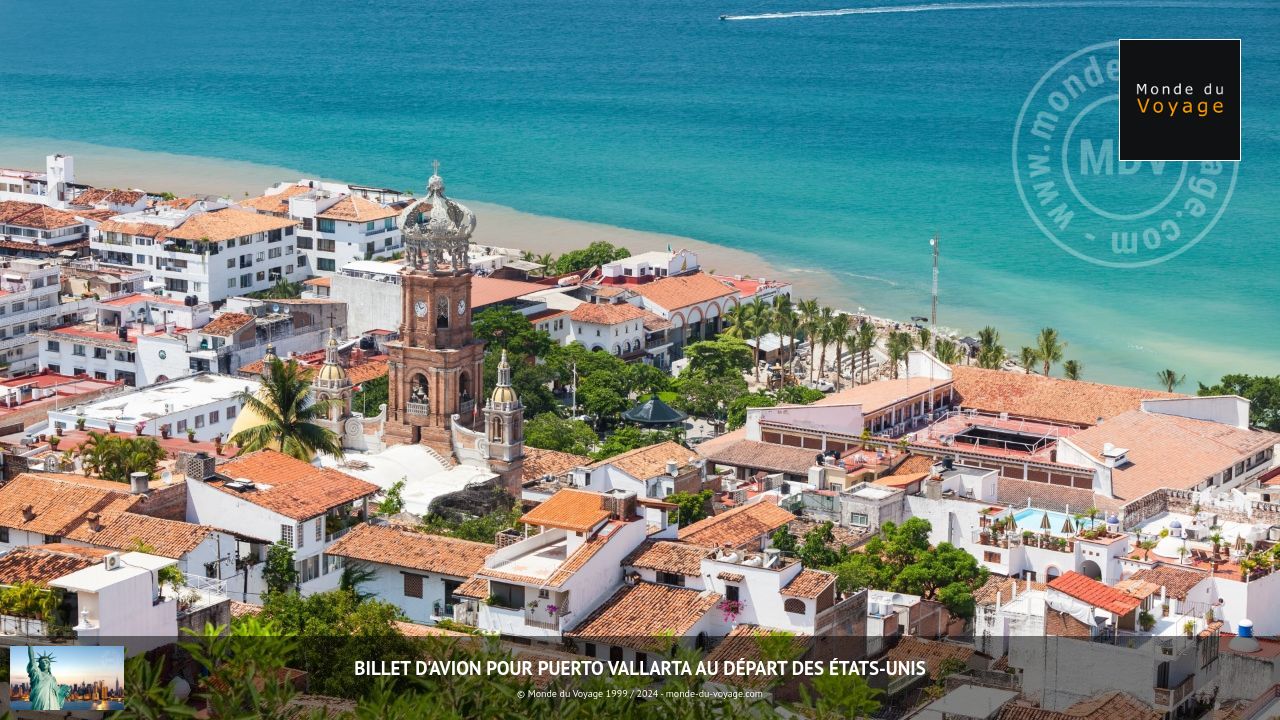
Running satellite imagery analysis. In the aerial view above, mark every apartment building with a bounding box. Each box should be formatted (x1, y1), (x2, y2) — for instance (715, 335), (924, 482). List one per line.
(92, 206), (304, 303)
(239, 182), (403, 275)
(0, 259), (92, 374)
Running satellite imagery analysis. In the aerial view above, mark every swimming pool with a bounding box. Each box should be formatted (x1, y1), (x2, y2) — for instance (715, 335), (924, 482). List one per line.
(1012, 508), (1101, 536)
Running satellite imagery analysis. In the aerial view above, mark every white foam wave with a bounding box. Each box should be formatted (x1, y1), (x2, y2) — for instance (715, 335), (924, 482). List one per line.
(721, 1), (1210, 21)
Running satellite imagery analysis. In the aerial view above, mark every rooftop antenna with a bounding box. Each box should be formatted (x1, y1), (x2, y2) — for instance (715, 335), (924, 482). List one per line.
(928, 231), (940, 416)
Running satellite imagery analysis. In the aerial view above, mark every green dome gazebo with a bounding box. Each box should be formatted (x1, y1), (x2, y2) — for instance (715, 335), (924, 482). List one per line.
(622, 395), (688, 427)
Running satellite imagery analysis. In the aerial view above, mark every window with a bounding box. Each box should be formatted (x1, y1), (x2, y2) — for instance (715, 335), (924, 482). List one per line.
(538, 589), (550, 599)
(94, 371), (107, 380)
(317, 258), (336, 272)
(44, 534), (61, 544)
(298, 555), (320, 583)
(72, 344), (86, 357)
(268, 247), (282, 259)
(487, 582), (525, 609)
(726, 585), (740, 602)
(46, 364), (58, 374)
(0, 527), (8, 543)
(302, 218), (314, 231)
(227, 405), (237, 418)
(227, 258), (236, 268)
(984, 551), (1002, 563)
(610, 647), (624, 663)
(384, 218), (395, 231)
(850, 512), (869, 527)
(635, 652), (647, 670)
(240, 274), (253, 288)
(296, 236), (313, 250)
(46, 340), (59, 352)
(317, 219), (336, 233)
(177, 419), (187, 432)
(297, 522), (305, 548)
(584, 643), (596, 658)
(194, 414), (205, 428)
(268, 229), (282, 242)
(11, 302), (23, 313)
(210, 410), (220, 424)
(366, 221), (376, 232)
(316, 519), (322, 541)
(228, 278), (237, 288)
(784, 598), (807, 614)
(281, 524), (295, 547)
(656, 571), (685, 587)
(317, 238), (336, 253)
(404, 573), (424, 598)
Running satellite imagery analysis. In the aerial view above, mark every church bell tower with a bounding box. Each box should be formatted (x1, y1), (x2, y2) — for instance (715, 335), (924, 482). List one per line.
(384, 163), (486, 455)
(484, 350), (525, 495)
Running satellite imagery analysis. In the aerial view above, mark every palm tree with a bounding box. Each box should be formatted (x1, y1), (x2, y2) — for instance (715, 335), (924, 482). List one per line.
(1036, 327), (1066, 376)
(854, 321), (877, 385)
(797, 298), (821, 377)
(1156, 368), (1185, 392)
(918, 327), (931, 353)
(725, 298), (772, 382)
(232, 355), (343, 460)
(1063, 359), (1082, 380)
(814, 307), (837, 384)
(829, 313), (850, 391)
(773, 296), (800, 381)
(934, 337), (961, 365)
(1138, 538), (1158, 561)
(1018, 347), (1038, 374)
(534, 252), (555, 276)
(886, 331), (914, 379)
(976, 326), (1005, 370)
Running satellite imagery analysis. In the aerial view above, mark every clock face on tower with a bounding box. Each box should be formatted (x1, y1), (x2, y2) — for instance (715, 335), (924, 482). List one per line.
(456, 298), (467, 316)
(414, 300), (428, 317)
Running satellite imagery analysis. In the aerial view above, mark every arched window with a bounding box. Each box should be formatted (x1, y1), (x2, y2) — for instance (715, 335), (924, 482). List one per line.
(409, 373), (429, 407)
(784, 598), (807, 614)
(459, 372), (472, 402)
(490, 416), (503, 442)
(437, 296), (450, 329)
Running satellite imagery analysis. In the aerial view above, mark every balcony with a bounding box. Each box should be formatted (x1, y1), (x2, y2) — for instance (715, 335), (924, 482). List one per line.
(1154, 673), (1194, 708)
(459, 399), (475, 417)
(406, 401), (430, 416)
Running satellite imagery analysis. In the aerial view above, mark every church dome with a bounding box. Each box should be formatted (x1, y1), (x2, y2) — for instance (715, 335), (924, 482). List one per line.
(399, 162), (476, 273)
(314, 329), (348, 384)
(489, 350), (519, 406)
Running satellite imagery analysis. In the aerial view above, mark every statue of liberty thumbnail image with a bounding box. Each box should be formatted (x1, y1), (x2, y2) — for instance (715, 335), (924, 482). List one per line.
(8, 646), (125, 711)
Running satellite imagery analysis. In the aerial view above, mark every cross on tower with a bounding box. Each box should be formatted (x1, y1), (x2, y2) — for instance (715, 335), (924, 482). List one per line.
(431, 159), (440, 177)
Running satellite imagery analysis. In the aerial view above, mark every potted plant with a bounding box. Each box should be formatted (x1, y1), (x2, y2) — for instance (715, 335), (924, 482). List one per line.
(484, 595), (499, 607)
(1205, 608), (1215, 624)
(75, 417), (86, 431)
(1183, 620), (1196, 638)
(1139, 610), (1155, 631)
(526, 600), (539, 611)
(55, 424), (64, 437)
(718, 598), (745, 622)
(186, 428), (196, 443)
(135, 421), (146, 436)
(48, 436), (60, 450)
(107, 421), (116, 433)
(214, 434), (223, 455)
(1161, 602), (1170, 618)
(161, 424), (171, 439)
(546, 603), (560, 616)
(1022, 530), (1035, 544)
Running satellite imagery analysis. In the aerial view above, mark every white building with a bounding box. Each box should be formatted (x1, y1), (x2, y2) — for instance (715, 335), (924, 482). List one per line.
(325, 522), (493, 624)
(0, 258), (92, 374)
(239, 183), (403, 275)
(185, 449), (379, 596)
(0, 200), (90, 252)
(0, 155), (76, 206)
(564, 301), (648, 359)
(42, 372), (258, 442)
(93, 206), (304, 303)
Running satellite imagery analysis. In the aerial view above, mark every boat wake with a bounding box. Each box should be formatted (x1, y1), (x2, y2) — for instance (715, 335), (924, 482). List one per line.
(720, 1), (1214, 21)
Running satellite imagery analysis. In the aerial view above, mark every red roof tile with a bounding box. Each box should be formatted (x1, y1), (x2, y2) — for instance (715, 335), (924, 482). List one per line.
(212, 450), (379, 520)
(1048, 571), (1142, 615)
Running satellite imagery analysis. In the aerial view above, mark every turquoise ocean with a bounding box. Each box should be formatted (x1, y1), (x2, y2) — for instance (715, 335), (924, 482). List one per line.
(1, 0), (1276, 389)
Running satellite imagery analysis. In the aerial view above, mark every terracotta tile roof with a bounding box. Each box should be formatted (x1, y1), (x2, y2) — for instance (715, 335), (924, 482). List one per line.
(703, 625), (809, 689)
(526, 308), (567, 323)
(326, 523), (492, 578)
(520, 488), (611, 532)
(0, 201), (84, 230)
(882, 636), (974, 678)
(1048, 571), (1142, 615)
(315, 195), (398, 222)
(999, 691), (1159, 720)
(874, 471), (929, 489)
(72, 188), (145, 207)
(157, 196), (202, 210)
(677, 500), (795, 549)
(165, 208), (297, 242)
(641, 310), (672, 332)
(813, 376), (952, 414)
(781, 569), (836, 598)
(1113, 577), (1162, 601)
(973, 575), (1048, 606)
(239, 351), (388, 386)
(1065, 410), (1280, 500)
(994, 476), (1118, 515)
(0, 545), (102, 585)
(568, 302), (648, 325)
(566, 582), (721, 652)
(97, 219), (169, 238)
(229, 601), (263, 618)
(470, 277), (547, 308)
(894, 453), (937, 475)
(698, 438), (818, 476)
(0, 473), (136, 536)
(623, 540), (713, 576)
(522, 447), (589, 483)
(951, 366), (1179, 427)
(454, 575), (489, 599)
(717, 571), (745, 582)
(630, 272), (738, 311)
(212, 450), (379, 520)
(1129, 564), (1209, 601)
(65, 510), (216, 558)
(201, 312), (255, 337)
(592, 441), (693, 479)
(238, 184), (312, 214)
(303, 276), (332, 288)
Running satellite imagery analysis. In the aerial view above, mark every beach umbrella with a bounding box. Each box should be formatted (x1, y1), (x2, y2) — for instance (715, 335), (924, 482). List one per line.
(1061, 516), (1075, 534)
(1040, 512), (1052, 531)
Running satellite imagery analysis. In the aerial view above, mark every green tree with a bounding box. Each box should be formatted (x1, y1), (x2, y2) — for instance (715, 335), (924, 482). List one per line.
(422, 504), (523, 543)
(483, 347), (557, 416)
(1199, 374), (1280, 430)
(799, 521), (845, 569)
(1063, 359), (1083, 380)
(773, 295), (801, 376)
(263, 540), (299, 595)
(376, 479), (406, 515)
(627, 363), (672, 397)
(525, 413), (597, 455)
(352, 375), (388, 417)
(339, 561), (378, 602)
(78, 432), (167, 483)
(886, 331), (914, 379)
(473, 306), (553, 358)
(590, 426), (675, 461)
(933, 336), (961, 365)
(775, 384), (825, 405)
(1158, 368), (1186, 392)
(727, 392), (776, 430)
(232, 355), (343, 460)
(666, 489), (713, 525)
(683, 337), (753, 379)
(798, 667), (882, 720)
(1036, 326), (1067, 376)
(853, 321), (877, 384)
(770, 527), (799, 555)
(1018, 346), (1038, 374)
(552, 241), (630, 275)
(976, 326), (1005, 370)
(675, 366), (747, 419)
(724, 298), (773, 382)
(246, 278), (302, 299)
